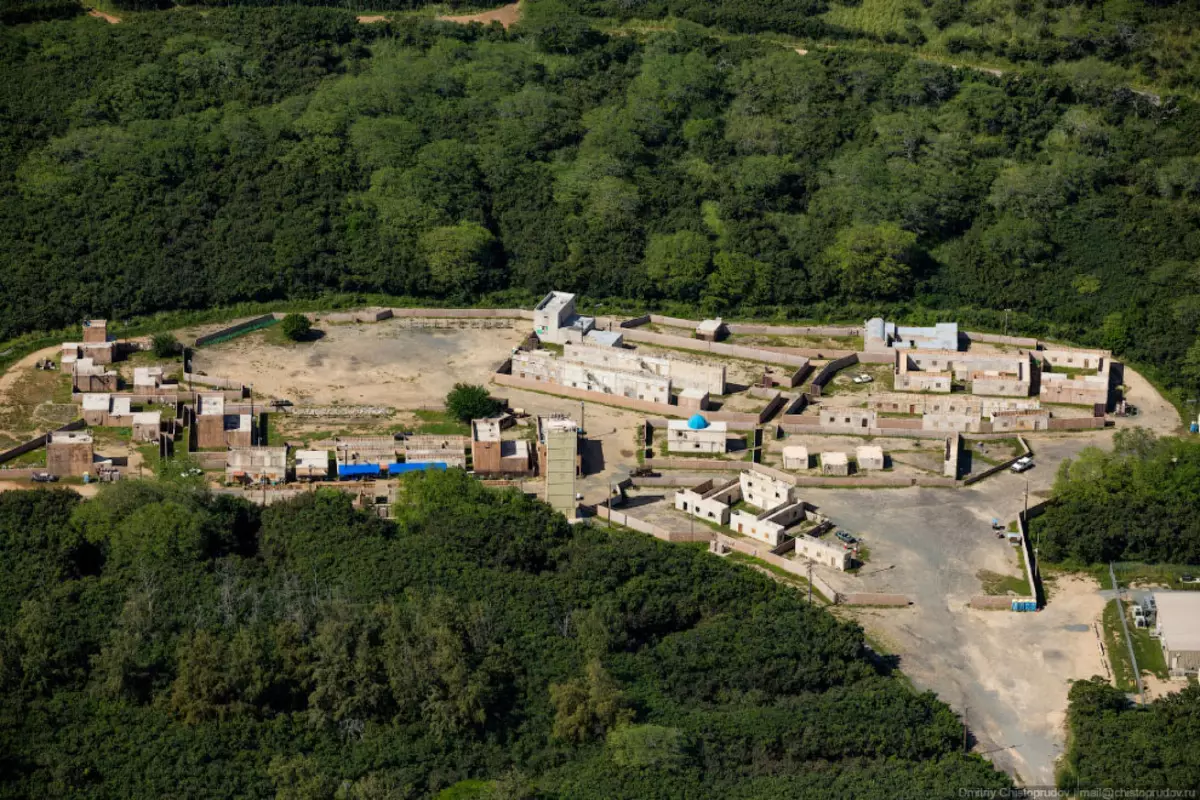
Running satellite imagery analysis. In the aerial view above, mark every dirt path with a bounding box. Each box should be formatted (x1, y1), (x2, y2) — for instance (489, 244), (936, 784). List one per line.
(439, 1), (521, 28)
(1117, 364), (1182, 435)
(87, 8), (121, 23)
(357, 15), (387, 23)
(0, 345), (61, 440)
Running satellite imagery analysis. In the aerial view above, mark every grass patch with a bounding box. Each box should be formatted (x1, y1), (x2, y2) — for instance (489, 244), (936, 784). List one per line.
(1130, 622), (1168, 681)
(977, 568), (1032, 597)
(1101, 600), (1137, 693)
(411, 409), (469, 436)
(726, 551), (832, 604)
(1109, 562), (1200, 591)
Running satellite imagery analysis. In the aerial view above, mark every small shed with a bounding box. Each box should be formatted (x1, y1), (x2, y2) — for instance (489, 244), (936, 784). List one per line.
(855, 445), (885, 471)
(47, 432), (94, 477)
(295, 449), (330, 481)
(695, 318), (727, 342)
(782, 445), (809, 470)
(820, 451), (849, 477)
(676, 387), (710, 412)
(132, 411), (162, 442)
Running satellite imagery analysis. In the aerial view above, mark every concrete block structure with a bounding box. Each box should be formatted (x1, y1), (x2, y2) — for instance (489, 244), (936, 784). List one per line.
(667, 415), (727, 454)
(1037, 348), (1113, 407)
(471, 418), (534, 476)
(676, 388), (709, 412)
(72, 358), (118, 392)
(133, 366), (164, 391)
(782, 445), (809, 470)
(674, 477), (741, 525)
(563, 343), (725, 395)
(739, 464), (799, 511)
(195, 393), (254, 448)
(82, 393), (131, 426)
(47, 431), (94, 476)
(82, 319), (108, 344)
(990, 409), (1051, 432)
(1153, 592), (1200, 676)
(944, 434), (962, 479)
(532, 291), (620, 347)
(295, 449), (331, 481)
(538, 416), (579, 518)
(894, 351), (952, 393)
(865, 318), (960, 351)
(695, 318), (727, 342)
(131, 411), (162, 442)
(730, 501), (807, 547)
(922, 410), (985, 433)
(795, 536), (852, 571)
(226, 446), (288, 483)
(820, 452), (849, 477)
(818, 407), (876, 433)
(512, 350), (671, 404)
(335, 437), (399, 471)
(855, 445), (885, 471)
(404, 435), (467, 468)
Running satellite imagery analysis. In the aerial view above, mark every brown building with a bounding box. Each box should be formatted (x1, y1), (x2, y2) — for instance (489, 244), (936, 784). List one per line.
(82, 319), (108, 345)
(72, 359), (119, 393)
(47, 431), (94, 477)
(132, 411), (162, 442)
(471, 418), (534, 476)
(196, 413), (253, 449)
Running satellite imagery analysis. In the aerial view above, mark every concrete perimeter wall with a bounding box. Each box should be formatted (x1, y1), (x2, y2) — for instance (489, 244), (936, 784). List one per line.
(811, 354), (859, 397)
(0, 418), (86, 465)
(389, 308), (532, 320)
(965, 331), (1039, 348)
(617, 327), (812, 369)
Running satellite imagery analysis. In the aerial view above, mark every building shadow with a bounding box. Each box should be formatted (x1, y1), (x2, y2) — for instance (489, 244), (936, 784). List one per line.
(580, 438), (605, 476)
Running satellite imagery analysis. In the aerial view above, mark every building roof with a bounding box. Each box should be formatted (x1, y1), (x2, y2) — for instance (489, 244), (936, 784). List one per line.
(680, 388), (707, 399)
(111, 397), (132, 415)
(51, 431), (92, 445)
(535, 291), (575, 313)
(472, 418), (502, 442)
(1153, 592), (1200, 652)
(82, 394), (111, 411)
(295, 450), (329, 468)
(696, 318), (724, 334)
(584, 329), (623, 347)
(388, 462), (448, 474)
(132, 411), (161, 425)
(227, 446), (287, 469)
(197, 394), (225, 415)
(687, 414), (709, 430)
(134, 366), (164, 384)
(856, 445), (884, 460)
(782, 445), (808, 459)
(821, 452), (848, 465)
(338, 463), (381, 477)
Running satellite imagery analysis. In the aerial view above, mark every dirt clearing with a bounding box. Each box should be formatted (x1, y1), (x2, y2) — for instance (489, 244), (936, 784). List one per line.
(87, 8), (121, 23)
(192, 321), (526, 408)
(439, 2), (522, 28)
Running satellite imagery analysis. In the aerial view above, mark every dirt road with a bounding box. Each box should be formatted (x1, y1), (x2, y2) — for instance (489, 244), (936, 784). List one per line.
(87, 8), (121, 23)
(439, 1), (521, 28)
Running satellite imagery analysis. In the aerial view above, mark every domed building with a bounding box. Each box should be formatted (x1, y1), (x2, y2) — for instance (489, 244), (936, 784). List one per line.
(667, 414), (727, 454)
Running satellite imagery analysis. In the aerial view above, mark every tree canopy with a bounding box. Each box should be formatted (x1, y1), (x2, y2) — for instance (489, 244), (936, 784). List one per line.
(0, 474), (1010, 797)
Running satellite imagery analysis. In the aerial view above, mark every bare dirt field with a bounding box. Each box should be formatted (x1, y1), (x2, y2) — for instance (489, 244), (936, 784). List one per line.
(439, 1), (521, 28)
(87, 8), (121, 23)
(192, 322), (526, 407)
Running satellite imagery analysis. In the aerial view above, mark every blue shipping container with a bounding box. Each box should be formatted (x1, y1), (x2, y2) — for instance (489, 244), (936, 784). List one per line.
(338, 463), (381, 479)
(387, 462), (448, 474)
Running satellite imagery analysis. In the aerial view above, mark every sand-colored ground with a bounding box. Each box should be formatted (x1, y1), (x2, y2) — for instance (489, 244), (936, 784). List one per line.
(192, 322), (527, 407)
(439, 1), (522, 28)
(87, 8), (120, 23)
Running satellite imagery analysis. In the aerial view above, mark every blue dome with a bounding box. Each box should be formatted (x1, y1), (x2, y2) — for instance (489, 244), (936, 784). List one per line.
(687, 414), (709, 430)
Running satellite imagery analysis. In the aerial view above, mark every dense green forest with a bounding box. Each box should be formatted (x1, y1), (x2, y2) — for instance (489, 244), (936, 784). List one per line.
(1060, 677), (1200, 790)
(0, 473), (1008, 797)
(1032, 430), (1200, 564)
(5, 2), (1200, 401)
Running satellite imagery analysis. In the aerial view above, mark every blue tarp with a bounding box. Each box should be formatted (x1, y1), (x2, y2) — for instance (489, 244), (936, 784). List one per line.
(387, 462), (448, 474)
(338, 463), (381, 479)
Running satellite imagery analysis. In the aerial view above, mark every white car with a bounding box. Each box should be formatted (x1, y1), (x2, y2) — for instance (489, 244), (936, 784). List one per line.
(1010, 456), (1034, 473)
(851, 374), (873, 384)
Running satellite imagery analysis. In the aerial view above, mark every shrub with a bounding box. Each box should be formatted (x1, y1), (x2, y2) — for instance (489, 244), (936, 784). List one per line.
(445, 383), (500, 423)
(151, 332), (180, 358)
(280, 314), (312, 342)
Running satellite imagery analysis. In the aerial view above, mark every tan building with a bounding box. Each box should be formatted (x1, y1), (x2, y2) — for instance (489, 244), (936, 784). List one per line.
(855, 445), (885, 471)
(818, 407), (876, 433)
(782, 445), (809, 470)
(82, 394), (131, 426)
(1154, 592), (1200, 676)
(695, 318), (727, 342)
(226, 446), (288, 483)
(82, 319), (108, 344)
(47, 431), (94, 476)
(133, 366), (165, 391)
(667, 416), (727, 454)
(404, 434), (467, 468)
(295, 450), (330, 481)
(676, 388), (710, 412)
(471, 418), (533, 476)
(795, 536), (852, 571)
(132, 411), (162, 442)
(538, 416), (578, 518)
(72, 358), (118, 393)
(820, 452), (849, 477)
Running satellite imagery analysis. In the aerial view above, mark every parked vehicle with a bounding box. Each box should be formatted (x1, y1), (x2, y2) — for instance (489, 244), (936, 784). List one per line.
(1180, 574), (1199, 584)
(836, 530), (858, 545)
(1010, 456), (1034, 473)
(851, 373), (873, 384)
(30, 472), (57, 483)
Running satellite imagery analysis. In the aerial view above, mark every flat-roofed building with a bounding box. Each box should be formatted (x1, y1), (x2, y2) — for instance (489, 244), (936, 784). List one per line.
(667, 415), (727, 454)
(404, 435), (467, 468)
(821, 452), (849, 477)
(82, 319), (108, 344)
(855, 445), (885, 471)
(695, 318), (727, 342)
(226, 446), (288, 483)
(796, 536), (852, 571)
(676, 388), (709, 412)
(134, 366), (165, 390)
(730, 501), (807, 547)
(47, 431), (93, 476)
(132, 411), (162, 442)
(72, 358), (118, 392)
(1153, 592), (1200, 676)
(472, 418), (533, 476)
(674, 477), (741, 525)
(818, 407), (876, 433)
(295, 449), (330, 481)
(739, 464), (799, 510)
(782, 445), (809, 470)
(538, 416), (578, 518)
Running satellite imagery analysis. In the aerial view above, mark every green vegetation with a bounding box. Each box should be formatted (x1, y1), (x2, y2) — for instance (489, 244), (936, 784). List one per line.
(0, 475), (1008, 796)
(279, 313), (312, 342)
(3, 6), (1200, 406)
(445, 383), (500, 424)
(1060, 678), (1200, 791)
(412, 408), (473, 435)
(976, 567), (1030, 598)
(1033, 430), (1200, 564)
(150, 332), (180, 358)
(1100, 600), (1136, 693)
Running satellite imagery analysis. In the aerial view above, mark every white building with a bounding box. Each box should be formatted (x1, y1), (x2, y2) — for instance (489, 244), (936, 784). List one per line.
(730, 502), (807, 547)
(295, 449), (330, 481)
(674, 477), (741, 525)
(667, 415), (727, 454)
(795, 536), (852, 571)
(855, 445), (884, 471)
(821, 452), (849, 476)
(865, 318), (960, 351)
(782, 445), (809, 470)
(1153, 592), (1200, 676)
(739, 465), (799, 510)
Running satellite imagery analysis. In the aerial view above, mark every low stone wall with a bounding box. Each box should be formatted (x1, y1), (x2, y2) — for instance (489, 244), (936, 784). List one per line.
(618, 327), (811, 369)
(810, 354), (859, 397)
(713, 533), (841, 603)
(0, 418), (85, 466)
(725, 323), (860, 337)
(965, 331), (1039, 348)
(390, 307), (532, 320)
(645, 457), (750, 471)
(1048, 416), (1106, 431)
